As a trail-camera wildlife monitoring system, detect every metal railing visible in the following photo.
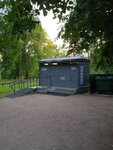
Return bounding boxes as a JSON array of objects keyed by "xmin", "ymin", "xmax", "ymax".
[{"xmin": 0, "ymin": 77, "xmax": 39, "ymax": 93}]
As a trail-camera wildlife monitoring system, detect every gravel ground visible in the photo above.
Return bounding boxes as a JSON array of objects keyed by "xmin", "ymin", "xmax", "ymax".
[{"xmin": 0, "ymin": 94, "xmax": 113, "ymax": 150}]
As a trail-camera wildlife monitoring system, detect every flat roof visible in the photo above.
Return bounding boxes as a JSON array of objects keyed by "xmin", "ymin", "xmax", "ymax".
[{"xmin": 40, "ymin": 56, "xmax": 89, "ymax": 63}]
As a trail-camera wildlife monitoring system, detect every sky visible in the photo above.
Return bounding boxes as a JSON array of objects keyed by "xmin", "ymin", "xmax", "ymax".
[
  {"xmin": 0, "ymin": 7, "xmax": 64, "ymax": 47},
  {"xmin": 0, "ymin": 6, "xmax": 64, "ymax": 47},
  {"xmin": 39, "ymin": 11, "xmax": 64, "ymax": 47}
]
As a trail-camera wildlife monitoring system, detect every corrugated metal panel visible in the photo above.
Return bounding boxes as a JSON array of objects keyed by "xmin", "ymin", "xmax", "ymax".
[
  {"xmin": 79, "ymin": 62, "xmax": 89, "ymax": 86},
  {"xmin": 39, "ymin": 66, "xmax": 50, "ymax": 77},
  {"xmin": 70, "ymin": 81, "xmax": 78, "ymax": 88},
  {"xmin": 39, "ymin": 77, "xmax": 50, "ymax": 86},
  {"xmin": 51, "ymin": 76, "xmax": 70, "ymax": 88},
  {"xmin": 70, "ymin": 65, "xmax": 79, "ymax": 88},
  {"xmin": 50, "ymin": 65, "xmax": 70, "ymax": 77},
  {"xmin": 50, "ymin": 66, "xmax": 59, "ymax": 77},
  {"xmin": 79, "ymin": 65, "xmax": 84, "ymax": 85},
  {"xmin": 59, "ymin": 66, "xmax": 70, "ymax": 77}
]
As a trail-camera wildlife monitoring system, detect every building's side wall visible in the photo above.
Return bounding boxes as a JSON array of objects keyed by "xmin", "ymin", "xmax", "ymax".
[
  {"xmin": 39, "ymin": 63, "xmax": 79, "ymax": 89},
  {"xmin": 70, "ymin": 64, "xmax": 79, "ymax": 88},
  {"xmin": 77, "ymin": 62, "xmax": 90, "ymax": 92},
  {"xmin": 39, "ymin": 65, "xmax": 51, "ymax": 86}
]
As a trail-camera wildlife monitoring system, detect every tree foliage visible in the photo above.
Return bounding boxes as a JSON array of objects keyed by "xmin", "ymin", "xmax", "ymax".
[
  {"xmin": 61, "ymin": 0, "xmax": 113, "ymax": 72},
  {"xmin": 1, "ymin": 0, "xmax": 69, "ymax": 79},
  {"xmin": 4, "ymin": 28, "xmax": 62, "ymax": 78},
  {"xmin": 1, "ymin": 0, "xmax": 113, "ymax": 73},
  {"xmin": 1, "ymin": 0, "xmax": 74, "ymax": 34},
  {"xmin": 0, "ymin": 13, "xmax": 62, "ymax": 79}
]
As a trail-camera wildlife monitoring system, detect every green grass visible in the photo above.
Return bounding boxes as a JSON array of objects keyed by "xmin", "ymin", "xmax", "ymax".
[{"xmin": 0, "ymin": 85, "xmax": 13, "ymax": 97}]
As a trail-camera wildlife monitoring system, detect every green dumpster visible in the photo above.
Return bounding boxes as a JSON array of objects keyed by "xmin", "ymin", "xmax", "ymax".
[
  {"xmin": 89, "ymin": 74, "xmax": 97, "ymax": 94},
  {"xmin": 96, "ymin": 75, "xmax": 113, "ymax": 94}
]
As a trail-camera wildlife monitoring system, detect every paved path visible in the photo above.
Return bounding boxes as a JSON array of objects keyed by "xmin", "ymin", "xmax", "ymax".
[{"xmin": 0, "ymin": 94, "xmax": 113, "ymax": 150}]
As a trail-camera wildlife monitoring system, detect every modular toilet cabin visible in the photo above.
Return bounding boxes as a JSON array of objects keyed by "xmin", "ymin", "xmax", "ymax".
[{"xmin": 39, "ymin": 56, "xmax": 90, "ymax": 94}]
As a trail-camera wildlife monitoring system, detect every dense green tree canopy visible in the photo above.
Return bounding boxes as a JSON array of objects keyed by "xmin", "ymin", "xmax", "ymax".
[
  {"xmin": 0, "ymin": 21, "xmax": 62, "ymax": 79},
  {"xmin": 0, "ymin": 0, "xmax": 68, "ymax": 79},
  {"xmin": 61, "ymin": 0, "xmax": 113, "ymax": 71},
  {"xmin": 1, "ymin": 0, "xmax": 113, "ymax": 73}
]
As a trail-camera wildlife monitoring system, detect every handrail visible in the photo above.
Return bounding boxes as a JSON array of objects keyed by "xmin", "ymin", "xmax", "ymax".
[{"xmin": 0, "ymin": 77, "xmax": 39, "ymax": 93}]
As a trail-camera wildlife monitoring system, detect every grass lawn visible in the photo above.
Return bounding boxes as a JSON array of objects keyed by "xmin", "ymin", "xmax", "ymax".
[{"xmin": 0, "ymin": 85, "xmax": 13, "ymax": 97}]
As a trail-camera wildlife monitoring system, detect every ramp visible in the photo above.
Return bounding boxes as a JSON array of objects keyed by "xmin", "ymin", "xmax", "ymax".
[{"xmin": 7, "ymin": 87, "xmax": 37, "ymax": 98}]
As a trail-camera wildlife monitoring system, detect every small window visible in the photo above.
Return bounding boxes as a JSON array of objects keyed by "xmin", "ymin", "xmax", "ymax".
[
  {"xmin": 52, "ymin": 63, "xmax": 58, "ymax": 65},
  {"xmin": 44, "ymin": 63, "xmax": 49, "ymax": 66},
  {"xmin": 71, "ymin": 67, "xmax": 76, "ymax": 70},
  {"xmin": 41, "ymin": 68, "xmax": 47, "ymax": 71}
]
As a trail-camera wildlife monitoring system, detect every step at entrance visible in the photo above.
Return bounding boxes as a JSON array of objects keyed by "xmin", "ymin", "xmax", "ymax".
[{"xmin": 47, "ymin": 87, "xmax": 77, "ymax": 96}]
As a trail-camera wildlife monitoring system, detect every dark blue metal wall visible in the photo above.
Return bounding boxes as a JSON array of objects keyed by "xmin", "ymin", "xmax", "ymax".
[{"xmin": 39, "ymin": 57, "xmax": 90, "ymax": 92}]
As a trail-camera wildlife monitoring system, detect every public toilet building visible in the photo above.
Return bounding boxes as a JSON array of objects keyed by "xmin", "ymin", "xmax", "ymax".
[{"xmin": 39, "ymin": 56, "xmax": 90, "ymax": 93}]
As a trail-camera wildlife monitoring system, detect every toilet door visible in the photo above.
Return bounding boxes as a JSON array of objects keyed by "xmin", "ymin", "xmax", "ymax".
[{"xmin": 70, "ymin": 65, "xmax": 79, "ymax": 88}]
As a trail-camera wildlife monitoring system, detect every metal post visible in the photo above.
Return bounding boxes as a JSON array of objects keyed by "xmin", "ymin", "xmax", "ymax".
[
  {"xmin": 30, "ymin": 78, "xmax": 31, "ymax": 87},
  {"xmin": 37, "ymin": 77, "xmax": 38, "ymax": 86},
  {"xmin": 36, "ymin": 77, "xmax": 38, "ymax": 86},
  {"xmin": 27, "ymin": 78, "xmax": 29, "ymax": 88},
  {"xmin": 23, "ymin": 80, "xmax": 24, "ymax": 89},
  {"xmin": 33, "ymin": 77, "xmax": 35, "ymax": 87},
  {"xmin": 14, "ymin": 81, "xmax": 16, "ymax": 93},
  {"xmin": 21, "ymin": 78, "xmax": 22, "ymax": 89},
  {"xmin": 43, "ymin": 85, "xmax": 44, "ymax": 93}
]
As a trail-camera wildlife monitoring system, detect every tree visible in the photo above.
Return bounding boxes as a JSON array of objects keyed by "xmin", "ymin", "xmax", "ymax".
[
  {"xmin": 2, "ymin": 0, "xmax": 113, "ymax": 72},
  {"xmin": 61, "ymin": 0, "xmax": 113, "ymax": 72},
  {"xmin": 1, "ymin": 0, "xmax": 67, "ymax": 79},
  {"xmin": 0, "ymin": 17, "xmax": 63, "ymax": 79}
]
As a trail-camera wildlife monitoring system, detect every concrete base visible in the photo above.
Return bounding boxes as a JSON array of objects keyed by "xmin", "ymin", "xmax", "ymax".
[{"xmin": 36, "ymin": 86, "xmax": 77, "ymax": 95}]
